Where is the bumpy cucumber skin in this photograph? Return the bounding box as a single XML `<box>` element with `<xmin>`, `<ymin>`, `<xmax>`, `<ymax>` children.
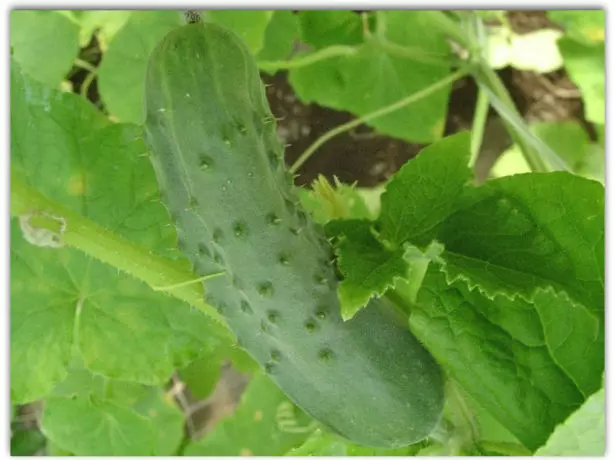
<box><xmin>144</xmin><ymin>23</ymin><xmax>444</xmax><ymax>448</ymax></box>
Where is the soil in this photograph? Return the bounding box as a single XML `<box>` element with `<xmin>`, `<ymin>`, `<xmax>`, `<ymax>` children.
<box><xmin>59</xmin><ymin>9</ymin><xmax>591</xmax><ymax>443</ymax></box>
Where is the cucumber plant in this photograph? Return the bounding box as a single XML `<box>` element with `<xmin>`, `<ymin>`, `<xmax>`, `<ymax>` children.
<box><xmin>143</xmin><ymin>22</ymin><xmax>444</xmax><ymax>448</ymax></box>
<box><xmin>10</xmin><ymin>9</ymin><xmax>604</xmax><ymax>457</ymax></box>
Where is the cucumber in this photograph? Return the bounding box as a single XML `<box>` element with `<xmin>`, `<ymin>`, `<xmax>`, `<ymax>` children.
<box><xmin>144</xmin><ymin>23</ymin><xmax>444</xmax><ymax>448</ymax></box>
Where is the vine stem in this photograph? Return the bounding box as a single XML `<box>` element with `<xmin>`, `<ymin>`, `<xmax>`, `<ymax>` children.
<box><xmin>427</xmin><ymin>12</ymin><xmax>572</xmax><ymax>174</ymax></box>
<box><xmin>469</xmin><ymin>87</ymin><xmax>489</xmax><ymax>167</ymax></box>
<box><xmin>290</xmin><ymin>67</ymin><xmax>470</xmax><ymax>174</ymax></box>
<box><xmin>377</xmin><ymin>38</ymin><xmax>452</xmax><ymax>66</ymax></box>
<box><xmin>258</xmin><ymin>45</ymin><xmax>358</xmax><ymax>72</ymax></box>
<box><xmin>74</xmin><ymin>58</ymin><xmax>98</xmax><ymax>99</ymax></box>
<box><xmin>10</xmin><ymin>169</ymin><xmax>233</xmax><ymax>336</ymax></box>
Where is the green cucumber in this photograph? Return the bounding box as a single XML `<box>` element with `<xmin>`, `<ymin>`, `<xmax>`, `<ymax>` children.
<box><xmin>144</xmin><ymin>23</ymin><xmax>444</xmax><ymax>448</ymax></box>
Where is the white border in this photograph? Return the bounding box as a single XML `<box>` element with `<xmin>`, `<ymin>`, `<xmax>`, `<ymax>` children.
<box><xmin>3</xmin><ymin>3</ymin><xmax>611</xmax><ymax>460</ymax></box>
<box><xmin>4</xmin><ymin>1</ymin><xmax>610</xmax><ymax>8</ymax></box>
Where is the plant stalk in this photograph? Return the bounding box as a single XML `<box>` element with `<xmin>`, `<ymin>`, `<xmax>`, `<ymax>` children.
<box><xmin>469</xmin><ymin>87</ymin><xmax>489</xmax><ymax>167</ymax></box>
<box><xmin>11</xmin><ymin>170</ymin><xmax>232</xmax><ymax>335</ymax></box>
<box><xmin>426</xmin><ymin>11</ymin><xmax>569</xmax><ymax>173</ymax></box>
<box><xmin>258</xmin><ymin>45</ymin><xmax>358</xmax><ymax>72</ymax></box>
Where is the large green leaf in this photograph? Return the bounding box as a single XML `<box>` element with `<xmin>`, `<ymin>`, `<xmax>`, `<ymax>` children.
<box><xmin>298</xmin><ymin>10</ymin><xmax>364</xmax><ymax>49</ymax></box>
<box><xmin>442</xmin><ymin>380</ymin><xmax>526</xmax><ymax>453</ymax></box>
<box><xmin>41</xmin><ymin>368</ymin><xmax>184</xmax><ymax>455</ymax></box>
<box><xmin>378</xmin><ymin>132</ymin><xmax>472</xmax><ymax>247</ymax></box>
<box><xmin>558</xmin><ymin>38</ymin><xmax>605</xmax><ymax>124</ymax></box>
<box><xmin>410</xmin><ymin>267</ymin><xmax>585</xmax><ymax>451</ymax></box>
<box><xmin>73</xmin><ymin>10</ymin><xmax>133</xmax><ymax>48</ymax></box>
<box><xmin>204</xmin><ymin>10</ymin><xmax>273</xmax><ymax>54</ymax></box>
<box><xmin>319</xmin><ymin>133</ymin><xmax>471</xmax><ymax>318</ymax></box>
<box><xmin>535</xmin><ymin>388</ymin><xmax>604</xmax><ymax>455</ymax></box>
<box><xmin>184</xmin><ymin>373</ymin><xmax>315</xmax><ymax>456</ymax></box>
<box><xmin>11</xmin><ymin>62</ymin><xmax>228</xmax><ymax>403</ymax></box>
<box><xmin>548</xmin><ymin>10</ymin><xmax>605</xmax><ymax>45</ymax></box>
<box><xmin>10</xmin><ymin>10</ymin><xmax>80</xmax><ymax>88</ymax></box>
<box><xmin>289</xmin><ymin>11</ymin><xmax>453</xmax><ymax>143</ymax></box>
<box><xmin>97</xmin><ymin>10</ymin><xmax>184</xmax><ymax>124</ymax></box>
<box><xmin>438</xmin><ymin>172</ymin><xmax>604</xmax><ymax>312</ymax></box>
<box><xmin>533</xmin><ymin>289</ymin><xmax>603</xmax><ymax>396</ymax></box>
<box><xmin>257</xmin><ymin>10</ymin><xmax>300</xmax><ymax>65</ymax></box>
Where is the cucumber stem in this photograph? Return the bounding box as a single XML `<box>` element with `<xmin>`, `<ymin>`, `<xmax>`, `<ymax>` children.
<box><xmin>290</xmin><ymin>67</ymin><xmax>470</xmax><ymax>174</ymax></box>
<box><xmin>374</xmin><ymin>38</ymin><xmax>453</xmax><ymax>66</ymax></box>
<box><xmin>425</xmin><ymin>11</ymin><xmax>569</xmax><ymax>174</ymax></box>
<box><xmin>258</xmin><ymin>45</ymin><xmax>358</xmax><ymax>72</ymax></box>
<box><xmin>73</xmin><ymin>58</ymin><xmax>98</xmax><ymax>100</ymax></box>
<box><xmin>11</xmin><ymin>169</ymin><xmax>232</xmax><ymax>336</ymax></box>
<box><xmin>469</xmin><ymin>87</ymin><xmax>489</xmax><ymax>168</ymax></box>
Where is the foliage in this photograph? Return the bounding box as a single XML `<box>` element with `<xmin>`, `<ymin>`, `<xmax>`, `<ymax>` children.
<box><xmin>10</xmin><ymin>9</ymin><xmax>604</xmax><ymax>456</ymax></box>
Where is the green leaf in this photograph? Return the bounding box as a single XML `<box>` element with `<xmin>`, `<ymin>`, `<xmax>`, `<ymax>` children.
<box><xmin>257</xmin><ymin>10</ymin><xmax>300</xmax><ymax>68</ymax></box>
<box><xmin>378</xmin><ymin>132</ymin><xmax>472</xmax><ymax>247</ymax></box>
<box><xmin>226</xmin><ymin>343</ymin><xmax>261</xmax><ymax>374</ymax></box>
<box><xmin>322</xmin><ymin>133</ymin><xmax>473</xmax><ymax>319</ymax></box>
<box><xmin>75</xmin><ymin>10</ymin><xmax>132</xmax><ymax>48</ymax></box>
<box><xmin>548</xmin><ymin>10</ymin><xmax>605</xmax><ymax>45</ymax></box>
<box><xmin>409</xmin><ymin>267</ymin><xmax>585</xmax><ymax>450</ymax></box>
<box><xmin>10</xmin><ymin>10</ymin><xmax>80</xmax><ymax>88</ymax></box>
<box><xmin>11</xmin><ymin>219</ymin><xmax>226</xmax><ymax>402</ymax></box>
<box><xmin>41</xmin><ymin>369</ymin><xmax>184</xmax><ymax>456</ymax></box>
<box><xmin>492</xmin><ymin>121</ymin><xmax>604</xmax><ymax>183</ymax></box>
<box><xmin>184</xmin><ymin>373</ymin><xmax>316</xmax><ymax>456</ymax></box>
<box><xmin>286</xmin><ymin>429</ymin><xmax>347</xmax><ymax>456</ymax></box>
<box><xmin>205</xmin><ymin>10</ymin><xmax>273</xmax><ymax>54</ymax></box>
<box><xmin>437</xmin><ymin>172</ymin><xmax>604</xmax><ymax>312</ymax></box>
<box><xmin>97</xmin><ymin>10</ymin><xmax>184</xmax><ymax>124</ymax></box>
<box><xmin>392</xmin><ymin>242</ymin><xmax>443</xmax><ymax>305</ymax></box>
<box><xmin>298</xmin><ymin>10</ymin><xmax>364</xmax><ymax>49</ymax></box>
<box><xmin>346</xmin><ymin>443</ymin><xmax>425</xmax><ymax>456</ymax></box>
<box><xmin>326</xmin><ymin>219</ymin><xmax>407</xmax><ymax>319</ymax></box>
<box><xmin>289</xmin><ymin>11</ymin><xmax>453</xmax><ymax>143</ymax></box>
<box><xmin>558</xmin><ymin>38</ymin><xmax>605</xmax><ymax>124</ymax></box>
<box><xmin>11</xmin><ymin>62</ymin><xmax>228</xmax><ymax>403</ymax></box>
<box><xmin>443</xmin><ymin>380</ymin><xmax>524</xmax><ymax>450</ymax></box>
<box><xmin>11</xmin><ymin>429</ymin><xmax>47</xmax><ymax>456</ymax></box>
<box><xmin>533</xmin><ymin>288</ymin><xmax>603</xmax><ymax>397</ymax></box>
<box><xmin>535</xmin><ymin>388</ymin><xmax>604</xmax><ymax>455</ymax></box>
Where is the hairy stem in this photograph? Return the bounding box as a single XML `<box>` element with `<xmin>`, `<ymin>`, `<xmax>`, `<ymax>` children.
<box><xmin>427</xmin><ymin>11</ymin><xmax>568</xmax><ymax>173</ymax></box>
<box><xmin>290</xmin><ymin>67</ymin><xmax>470</xmax><ymax>174</ymax></box>
<box><xmin>469</xmin><ymin>87</ymin><xmax>489</xmax><ymax>167</ymax></box>
<box><xmin>258</xmin><ymin>45</ymin><xmax>358</xmax><ymax>72</ymax></box>
<box><xmin>376</xmin><ymin>37</ymin><xmax>453</xmax><ymax>67</ymax></box>
<box><xmin>11</xmin><ymin>170</ymin><xmax>232</xmax><ymax>335</ymax></box>
<box><xmin>73</xmin><ymin>58</ymin><xmax>98</xmax><ymax>100</ymax></box>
